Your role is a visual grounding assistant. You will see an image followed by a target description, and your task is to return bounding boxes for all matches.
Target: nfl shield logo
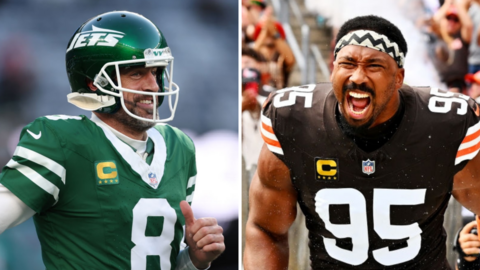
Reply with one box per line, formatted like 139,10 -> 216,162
362,159 -> 375,175
148,172 -> 158,185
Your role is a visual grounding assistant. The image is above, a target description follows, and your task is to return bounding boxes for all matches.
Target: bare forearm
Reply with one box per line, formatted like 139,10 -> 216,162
274,39 -> 295,68
453,187 -> 480,215
244,222 -> 290,270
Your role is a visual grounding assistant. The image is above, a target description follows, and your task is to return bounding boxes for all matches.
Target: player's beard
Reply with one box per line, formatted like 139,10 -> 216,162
339,82 -> 376,132
339,80 -> 397,137
338,112 -> 375,138
113,101 -> 156,132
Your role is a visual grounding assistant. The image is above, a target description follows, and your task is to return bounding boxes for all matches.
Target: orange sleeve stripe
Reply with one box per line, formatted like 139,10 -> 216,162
262,122 -> 274,134
461,129 -> 480,144
261,132 -> 281,148
456,141 -> 480,158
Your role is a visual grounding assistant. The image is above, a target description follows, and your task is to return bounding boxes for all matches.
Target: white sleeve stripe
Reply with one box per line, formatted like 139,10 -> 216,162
186,192 -> 194,203
187,175 -> 196,189
261,114 -> 272,127
260,124 -> 280,141
6,160 -> 59,202
464,121 -> 480,136
13,146 -> 66,184
458,135 -> 480,150
266,144 -> 284,155
455,151 -> 480,165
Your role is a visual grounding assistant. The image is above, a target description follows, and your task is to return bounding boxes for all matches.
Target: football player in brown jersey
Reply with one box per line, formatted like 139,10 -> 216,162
244,15 -> 480,270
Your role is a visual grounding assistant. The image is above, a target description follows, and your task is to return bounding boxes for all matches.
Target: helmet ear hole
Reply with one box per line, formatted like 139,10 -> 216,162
85,78 -> 98,91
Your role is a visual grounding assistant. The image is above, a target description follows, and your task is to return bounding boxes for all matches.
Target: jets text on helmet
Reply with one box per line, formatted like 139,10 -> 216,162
66,25 -> 125,52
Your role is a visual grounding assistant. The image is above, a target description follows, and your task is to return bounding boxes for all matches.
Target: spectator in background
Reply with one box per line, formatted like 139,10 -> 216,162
454,218 -> 480,269
241,64 -> 264,174
465,70 -> 480,102
241,47 -> 276,97
242,0 -> 265,45
253,6 -> 295,89
432,1 -> 470,93
460,0 -> 480,74
241,48 -> 274,168
242,3 -> 255,46
241,47 -> 268,270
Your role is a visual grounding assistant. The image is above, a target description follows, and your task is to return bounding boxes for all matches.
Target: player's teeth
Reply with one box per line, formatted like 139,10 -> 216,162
349,92 -> 369,98
349,102 -> 370,115
140,100 -> 152,104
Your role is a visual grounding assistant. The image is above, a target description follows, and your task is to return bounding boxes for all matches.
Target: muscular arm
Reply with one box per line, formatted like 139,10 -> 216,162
243,144 -> 298,269
452,153 -> 480,215
0,184 -> 36,234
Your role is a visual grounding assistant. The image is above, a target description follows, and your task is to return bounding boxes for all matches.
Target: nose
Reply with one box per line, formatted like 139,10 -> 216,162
349,66 -> 368,86
142,70 -> 160,92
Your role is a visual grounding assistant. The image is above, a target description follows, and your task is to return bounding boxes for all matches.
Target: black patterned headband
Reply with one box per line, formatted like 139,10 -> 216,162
334,30 -> 405,68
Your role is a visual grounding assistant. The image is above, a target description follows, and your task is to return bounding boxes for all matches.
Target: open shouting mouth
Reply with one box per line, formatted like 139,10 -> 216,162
346,91 -> 371,119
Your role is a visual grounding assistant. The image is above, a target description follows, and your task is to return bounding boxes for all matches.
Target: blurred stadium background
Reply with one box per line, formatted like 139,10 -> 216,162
0,0 -> 239,269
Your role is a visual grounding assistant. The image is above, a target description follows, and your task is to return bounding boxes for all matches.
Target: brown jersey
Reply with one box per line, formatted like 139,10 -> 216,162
261,83 -> 480,269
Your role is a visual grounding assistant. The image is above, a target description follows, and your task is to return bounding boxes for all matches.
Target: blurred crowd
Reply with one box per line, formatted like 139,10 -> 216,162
241,0 -> 296,180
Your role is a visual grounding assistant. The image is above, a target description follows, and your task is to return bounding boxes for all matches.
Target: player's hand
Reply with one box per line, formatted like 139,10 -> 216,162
459,220 -> 480,262
180,201 -> 225,269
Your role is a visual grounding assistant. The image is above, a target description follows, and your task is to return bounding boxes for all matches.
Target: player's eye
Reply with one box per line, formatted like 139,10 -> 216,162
368,64 -> 384,69
339,62 -> 355,67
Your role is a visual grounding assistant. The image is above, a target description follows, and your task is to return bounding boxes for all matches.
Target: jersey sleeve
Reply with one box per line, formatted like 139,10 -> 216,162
185,145 -> 196,205
260,92 -> 286,161
454,98 -> 480,168
0,118 -> 66,213
154,124 -> 197,205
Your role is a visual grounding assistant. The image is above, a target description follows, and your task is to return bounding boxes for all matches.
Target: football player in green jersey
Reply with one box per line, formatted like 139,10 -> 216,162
0,11 -> 224,270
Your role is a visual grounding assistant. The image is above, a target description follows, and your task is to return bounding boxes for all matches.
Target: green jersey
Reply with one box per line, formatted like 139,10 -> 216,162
0,115 -> 197,270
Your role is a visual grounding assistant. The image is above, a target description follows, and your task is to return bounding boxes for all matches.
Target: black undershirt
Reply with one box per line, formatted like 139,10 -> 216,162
335,96 -> 405,153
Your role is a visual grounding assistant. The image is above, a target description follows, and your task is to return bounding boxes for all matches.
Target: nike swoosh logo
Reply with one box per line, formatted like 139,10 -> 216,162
27,129 -> 42,140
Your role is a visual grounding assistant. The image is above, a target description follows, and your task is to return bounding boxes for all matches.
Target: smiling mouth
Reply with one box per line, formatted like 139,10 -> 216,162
139,100 -> 153,105
347,91 -> 371,115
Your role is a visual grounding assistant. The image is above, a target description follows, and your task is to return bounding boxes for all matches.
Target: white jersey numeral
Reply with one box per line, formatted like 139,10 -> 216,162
315,188 -> 426,266
131,198 -> 177,270
428,88 -> 469,115
273,84 -> 316,108
315,188 -> 369,265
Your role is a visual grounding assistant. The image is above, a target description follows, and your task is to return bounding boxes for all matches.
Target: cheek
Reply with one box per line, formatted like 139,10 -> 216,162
331,75 -> 346,100
121,79 -> 141,92
121,91 -> 135,101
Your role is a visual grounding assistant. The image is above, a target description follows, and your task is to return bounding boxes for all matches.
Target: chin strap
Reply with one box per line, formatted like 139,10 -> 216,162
67,92 -> 116,111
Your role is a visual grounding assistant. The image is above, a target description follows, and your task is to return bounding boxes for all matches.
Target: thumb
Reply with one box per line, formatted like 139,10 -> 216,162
180,200 -> 196,227
477,215 -> 480,240
462,220 -> 477,235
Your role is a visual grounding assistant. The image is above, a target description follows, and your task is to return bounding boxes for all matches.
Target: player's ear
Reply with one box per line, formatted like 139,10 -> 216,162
86,78 -> 98,91
395,68 -> 405,89
330,61 -> 336,82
